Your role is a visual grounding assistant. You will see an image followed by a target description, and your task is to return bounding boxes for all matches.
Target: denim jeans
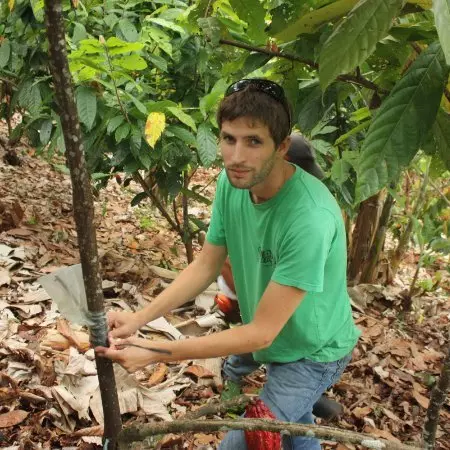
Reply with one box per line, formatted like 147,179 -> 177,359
219,352 -> 352,450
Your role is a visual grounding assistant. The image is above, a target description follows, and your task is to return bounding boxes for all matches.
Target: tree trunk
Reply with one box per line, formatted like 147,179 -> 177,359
360,190 -> 395,283
390,164 -> 430,280
182,172 -> 194,263
423,345 -> 450,449
43,2 -> 122,448
347,192 -> 383,284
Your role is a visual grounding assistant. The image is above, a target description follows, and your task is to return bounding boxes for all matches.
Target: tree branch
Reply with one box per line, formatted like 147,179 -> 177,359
218,39 -> 389,94
118,417 -> 421,450
133,172 -> 181,234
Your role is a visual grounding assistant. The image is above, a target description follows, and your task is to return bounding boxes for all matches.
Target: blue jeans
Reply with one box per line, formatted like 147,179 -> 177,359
219,352 -> 352,450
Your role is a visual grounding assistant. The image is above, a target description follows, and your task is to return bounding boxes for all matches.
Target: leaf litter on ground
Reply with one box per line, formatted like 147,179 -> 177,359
0,135 -> 449,449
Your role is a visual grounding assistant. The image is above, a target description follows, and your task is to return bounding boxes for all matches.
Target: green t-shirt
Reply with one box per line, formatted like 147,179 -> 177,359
207,166 -> 360,363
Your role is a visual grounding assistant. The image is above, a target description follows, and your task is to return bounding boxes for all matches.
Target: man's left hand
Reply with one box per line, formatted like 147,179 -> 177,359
95,337 -> 158,373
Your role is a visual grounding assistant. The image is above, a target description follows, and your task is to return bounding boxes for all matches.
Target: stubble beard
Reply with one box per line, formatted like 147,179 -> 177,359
226,151 -> 277,190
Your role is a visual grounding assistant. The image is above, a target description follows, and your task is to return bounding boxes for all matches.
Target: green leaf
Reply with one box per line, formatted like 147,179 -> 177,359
72,23 -> 87,44
167,106 -> 197,131
229,0 -> 266,43
199,79 -> 228,118
118,18 -> 139,42
131,192 -> 149,207
145,17 -> 186,35
197,17 -> 225,46
18,80 -> 42,115
243,53 -> 272,74
76,86 -> 97,131
107,116 -> 125,134
39,119 -> 53,146
432,0 -> 450,65
166,125 -> 197,146
355,42 -> 449,203
196,123 -> 217,167
115,123 -> 131,143
180,188 -> 212,206
310,139 -> 335,155
0,40 -> 11,68
106,37 -> 144,54
147,54 -> 168,72
319,0 -> 404,90
114,54 -> 147,71
331,159 -> 352,185
428,109 -> 450,170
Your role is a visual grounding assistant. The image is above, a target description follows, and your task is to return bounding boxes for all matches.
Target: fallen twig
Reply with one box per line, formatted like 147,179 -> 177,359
119,418 -> 421,450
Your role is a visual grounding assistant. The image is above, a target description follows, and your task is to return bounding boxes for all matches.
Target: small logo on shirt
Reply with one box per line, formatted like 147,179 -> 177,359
258,247 -> 276,266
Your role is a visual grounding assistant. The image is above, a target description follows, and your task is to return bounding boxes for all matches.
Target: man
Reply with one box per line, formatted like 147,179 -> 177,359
96,79 -> 361,449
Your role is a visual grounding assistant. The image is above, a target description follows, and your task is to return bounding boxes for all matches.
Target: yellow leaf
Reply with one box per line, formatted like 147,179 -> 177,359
71,0 -> 79,7
8,0 -> 15,11
145,112 -> 165,148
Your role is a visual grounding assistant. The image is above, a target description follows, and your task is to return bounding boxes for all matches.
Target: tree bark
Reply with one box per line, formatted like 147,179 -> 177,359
360,190 -> 395,283
182,172 -> 194,263
348,193 -> 383,284
118,417 -> 421,450
423,344 -> 450,449
43,2 -> 122,448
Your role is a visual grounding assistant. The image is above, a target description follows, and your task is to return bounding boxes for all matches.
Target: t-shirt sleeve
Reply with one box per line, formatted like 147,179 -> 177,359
206,171 -> 227,247
271,208 -> 336,293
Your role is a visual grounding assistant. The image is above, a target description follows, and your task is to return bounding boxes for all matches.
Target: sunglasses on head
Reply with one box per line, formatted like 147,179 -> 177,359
225,78 -> 292,129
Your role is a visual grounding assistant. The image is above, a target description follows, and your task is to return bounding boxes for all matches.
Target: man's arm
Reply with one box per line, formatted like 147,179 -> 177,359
109,242 -> 227,338
97,281 -> 306,371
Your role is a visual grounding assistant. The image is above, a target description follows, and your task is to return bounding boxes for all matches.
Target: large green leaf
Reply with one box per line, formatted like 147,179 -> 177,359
76,86 -> 97,131
196,123 -> 217,167
18,80 -> 42,116
319,0 -> 403,90
167,106 -> 197,131
118,18 -> 139,42
229,0 -> 266,43
432,0 -> 450,65
0,39 -> 11,68
114,54 -> 147,70
355,42 -> 449,203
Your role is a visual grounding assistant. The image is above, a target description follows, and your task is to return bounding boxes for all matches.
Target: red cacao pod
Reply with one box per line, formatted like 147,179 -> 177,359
244,399 -> 281,450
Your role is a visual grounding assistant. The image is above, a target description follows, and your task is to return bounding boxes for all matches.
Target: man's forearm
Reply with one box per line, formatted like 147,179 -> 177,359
135,254 -> 221,327
144,324 -> 269,362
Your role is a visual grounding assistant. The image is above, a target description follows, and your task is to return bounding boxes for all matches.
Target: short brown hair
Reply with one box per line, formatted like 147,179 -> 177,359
217,85 -> 291,147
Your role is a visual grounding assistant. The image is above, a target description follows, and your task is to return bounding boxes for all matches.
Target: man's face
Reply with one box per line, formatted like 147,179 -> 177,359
220,117 -> 279,190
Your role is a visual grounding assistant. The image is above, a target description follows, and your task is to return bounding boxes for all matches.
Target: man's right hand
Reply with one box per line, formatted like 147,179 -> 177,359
107,310 -> 143,339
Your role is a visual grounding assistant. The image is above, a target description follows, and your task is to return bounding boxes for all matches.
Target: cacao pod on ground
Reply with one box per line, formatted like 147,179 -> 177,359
244,398 -> 281,450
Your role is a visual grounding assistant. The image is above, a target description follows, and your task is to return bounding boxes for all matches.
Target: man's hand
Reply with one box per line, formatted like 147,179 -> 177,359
95,337 -> 159,373
107,310 -> 142,339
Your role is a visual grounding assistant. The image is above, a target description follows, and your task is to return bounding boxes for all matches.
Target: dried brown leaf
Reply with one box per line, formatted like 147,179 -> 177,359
147,363 -> 168,387
184,364 -> 215,379
352,406 -> 372,419
0,409 -> 29,428
412,389 -> 430,409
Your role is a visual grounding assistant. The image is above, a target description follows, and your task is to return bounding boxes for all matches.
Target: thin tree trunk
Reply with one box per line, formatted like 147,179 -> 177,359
348,192 -> 383,284
390,164 -> 430,279
360,190 -> 395,283
43,2 -> 122,448
118,417 -> 421,450
182,172 -> 194,263
423,344 -> 450,449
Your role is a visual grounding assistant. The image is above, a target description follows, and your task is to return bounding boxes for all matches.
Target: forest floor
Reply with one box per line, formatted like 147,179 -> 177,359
1,131 -> 449,449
